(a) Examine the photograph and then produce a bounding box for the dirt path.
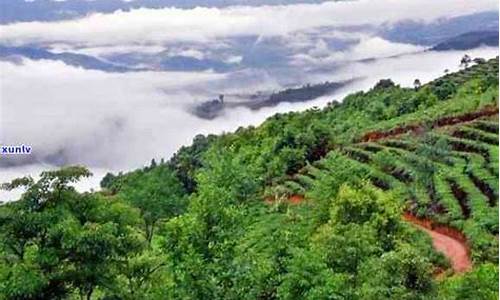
[361,105,498,143]
[417,225,471,273]
[403,214,472,273]
[270,197,473,273]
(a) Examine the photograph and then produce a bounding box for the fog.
[1,0,498,201]
[1,0,496,47]
[1,46,498,201]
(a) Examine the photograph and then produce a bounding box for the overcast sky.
[1,0,497,47]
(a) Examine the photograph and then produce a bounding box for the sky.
[1,0,497,47]
[0,0,498,201]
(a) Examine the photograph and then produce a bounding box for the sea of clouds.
[0,0,498,201]
[1,0,496,46]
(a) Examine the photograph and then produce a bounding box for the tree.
[306,152,368,224]
[374,79,396,90]
[150,158,157,169]
[168,133,217,193]
[460,54,472,68]
[328,183,401,240]
[230,210,315,299]
[112,249,168,299]
[160,148,260,298]
[473,57,486,65]
[100,172,117,190]
[413,79,422,91]
[277,248,352,300]
[438,263,498,299]
[357,244,435,299]
[431,79,457,100]
[119,166,186,244]
[0,166,144,299]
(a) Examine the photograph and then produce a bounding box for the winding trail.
[270,196,473,273]
[403,213,472,273]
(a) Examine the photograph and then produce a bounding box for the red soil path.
[361,105,498,143]
[264,194,304,205]
[267,198,473,273]
[288,194,304,204]
[403,213,472,273]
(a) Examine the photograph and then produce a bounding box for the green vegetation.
[1,57,498,299]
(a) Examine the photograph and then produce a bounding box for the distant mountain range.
[0,45,138,72]
[381,11,498,46]
[431,31,499,51]
[0,0,330,24]
[0,44,245,73]
[2,9,498,74]
[2,25,497,74]
[158,56,234,72]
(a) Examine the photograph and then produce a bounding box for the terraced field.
[277,112,498,261]
[271,59,499,265]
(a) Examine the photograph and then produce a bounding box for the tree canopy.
[1,57,498,299]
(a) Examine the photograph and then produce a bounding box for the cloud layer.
[1,0,497,47]
[1,0,498,202]
[1,46,498,201]
[2,46,497,168]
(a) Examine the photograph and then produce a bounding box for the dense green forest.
[1,57,498,299]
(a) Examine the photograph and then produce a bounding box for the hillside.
[1,57,498,299]
[192,80,354,119]
[431,31,499,51]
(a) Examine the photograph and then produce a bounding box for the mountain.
[0,0,330,24]
[382,11,499,45]
[0,45,139,72]
[192,79,356,119]
[159,55,234,72]
[431,31,499,51]
[1,57,498,299]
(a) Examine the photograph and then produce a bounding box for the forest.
[193,80,351,119]
[0,57,498,299]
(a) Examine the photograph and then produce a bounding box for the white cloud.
[0,46,498,203]
[1,0,496,47]
[289,36,426,70]
[1,0,498,203]
[0,58,225,169]
[174,48,206,60]
[308,39,331,58]
[225,55,243,64]
[49,44,166,56]
[347,37,424,59]
[1,47,497,186]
